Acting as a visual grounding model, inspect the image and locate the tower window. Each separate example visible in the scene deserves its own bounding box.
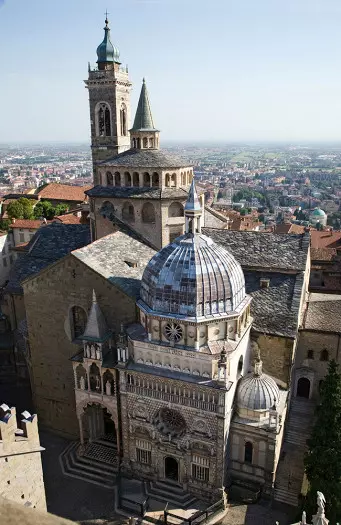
[122,202,135,222]
[244,441,253,464]
[143,137,148,148]
[152,173,159,187]
[120,105,127,136]
[307,350,314,360]
[97,103,111,137]
[143,172,150,187]
[71,306,87,340]
[133,172,140,187]
[124,172,131,186]
[115,172,121,186]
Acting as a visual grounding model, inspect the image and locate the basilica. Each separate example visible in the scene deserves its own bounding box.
[4,17,315,506]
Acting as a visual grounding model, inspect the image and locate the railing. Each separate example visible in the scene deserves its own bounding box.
[126,384,222,414]
[164,498,225,525]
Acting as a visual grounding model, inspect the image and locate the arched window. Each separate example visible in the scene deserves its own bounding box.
[76,364,88,390]
[133,172,140,187]
[171,173,176,188]
[238,355,243,374]
[307,350,314,360]
[132,138,137,149]
[168,202,184,218]
[165,173,171,187]
[71,306,87,340]
[96,103,111,137]
[120,104,127,136]
[115,172,121,186]
[181,173,185,186]
[244,442,253,464]
[149,138,154,148]
[320,349,329,362]
[106,171,113,186]
[152,173,159,187]
[142,202,155,223]
[136,138,141,149]
[143,172,150,187]
[122,202,135,222]
[89,363,101,392]
[143,137,148,148]
[124,172,131,186]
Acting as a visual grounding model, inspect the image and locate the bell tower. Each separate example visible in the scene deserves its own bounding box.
[85,16,132,185]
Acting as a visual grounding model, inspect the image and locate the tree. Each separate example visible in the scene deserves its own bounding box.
[33,201,55,220]
[7,198,34,220]
[0,219,10,231]
[304,360,341,522]
[54,203,68,216]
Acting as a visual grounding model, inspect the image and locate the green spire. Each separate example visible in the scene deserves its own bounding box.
[131,79,156,131]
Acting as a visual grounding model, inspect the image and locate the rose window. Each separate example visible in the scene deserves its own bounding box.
[153,407,186,438]
[164,323,183,342]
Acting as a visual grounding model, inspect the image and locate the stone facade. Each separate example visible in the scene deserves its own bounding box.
[23,253,139,437]
[0,404,46,511]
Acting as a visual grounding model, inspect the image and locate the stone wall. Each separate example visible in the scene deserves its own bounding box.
[0,405,46,511]
[23,254,137,437]
[252,333,294,387]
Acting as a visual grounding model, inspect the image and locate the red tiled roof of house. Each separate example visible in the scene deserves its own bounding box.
[311,247,338,262]
[37,183,92,202]
[310,230,341,249]
[10,219,46,229]
[53,214,82,224]
[274,223,306,234]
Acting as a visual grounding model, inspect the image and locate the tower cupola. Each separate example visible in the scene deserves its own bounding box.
[130,79,160,150]
[96,16,120,70]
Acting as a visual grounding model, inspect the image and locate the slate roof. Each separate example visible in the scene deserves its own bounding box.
[202,230,310,271]
[97,148,190,169]
[86,185,203,200]
[201,230,309,338]
[302,293,341,333]
[72,231,156,299]
[6,223,91,294]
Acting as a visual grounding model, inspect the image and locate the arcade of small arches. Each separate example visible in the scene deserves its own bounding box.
[104,170,159,188]
[102,169,194,189]
[131,136,159,149]
[74,362,116,397]
[100,200,184,226]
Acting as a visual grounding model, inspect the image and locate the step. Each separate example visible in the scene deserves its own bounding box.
[274,487,298,507]
[69,446,118,475]
[145,481,199,510]
[152,480,189,496]
[59,441,116,489]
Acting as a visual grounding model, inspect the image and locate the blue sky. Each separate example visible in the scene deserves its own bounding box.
[1,0,341,142]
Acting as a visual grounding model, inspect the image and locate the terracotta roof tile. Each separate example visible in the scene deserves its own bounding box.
[10,219,46,229]
[37,183,92,202]
[53,214,82,224]
[310,230,341,249]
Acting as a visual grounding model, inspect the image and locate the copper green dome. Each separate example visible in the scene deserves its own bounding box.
[96,18,120,64]
[311,208,326,217]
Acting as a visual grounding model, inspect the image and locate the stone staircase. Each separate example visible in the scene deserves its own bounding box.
[274,397,315,507]
[144,479,202,510]
[59,438,118,488]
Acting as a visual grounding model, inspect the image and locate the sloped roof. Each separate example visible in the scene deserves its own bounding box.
[131,79,157,131]
[310,230,341,250]
[202,229,309,271]
[72,231,155,299]
[37,183,92,202]
[6,223,90,294]
[10,219,46,229]
[302,293,341,333]
[96,148,189,169]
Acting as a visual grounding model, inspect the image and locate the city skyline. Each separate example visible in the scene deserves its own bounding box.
[1,0,341,142]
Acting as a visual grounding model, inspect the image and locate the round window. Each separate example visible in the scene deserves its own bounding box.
[164,323,183,342]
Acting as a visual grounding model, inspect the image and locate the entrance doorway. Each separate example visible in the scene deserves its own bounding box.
[297,377,310,398]
[165,456,179,482]
[104,410,116,435]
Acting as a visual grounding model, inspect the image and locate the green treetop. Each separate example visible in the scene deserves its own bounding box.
[6,198,34,220]
[304,360,341,522]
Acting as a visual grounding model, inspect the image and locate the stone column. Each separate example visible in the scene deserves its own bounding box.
[78,416,84,445]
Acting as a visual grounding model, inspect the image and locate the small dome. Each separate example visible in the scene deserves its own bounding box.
[97,19,120,64]
[237,363,279,411]
[311,208,326,217]
[140,233,246,319]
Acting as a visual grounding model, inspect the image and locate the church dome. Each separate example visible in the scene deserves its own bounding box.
[140,233,246,319]
[97,18,120,64]
[237,360,280,412]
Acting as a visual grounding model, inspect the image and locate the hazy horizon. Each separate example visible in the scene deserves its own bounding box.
[1,0,341,143]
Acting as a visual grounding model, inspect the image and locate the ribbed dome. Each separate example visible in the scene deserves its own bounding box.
[140,233,246,319]
[237,367,280,411]
[97,19,120,64]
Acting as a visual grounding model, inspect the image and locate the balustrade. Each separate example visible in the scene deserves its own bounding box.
[126,383,223,413]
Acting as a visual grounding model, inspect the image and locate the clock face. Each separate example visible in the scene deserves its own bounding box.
[164,322,183,343]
